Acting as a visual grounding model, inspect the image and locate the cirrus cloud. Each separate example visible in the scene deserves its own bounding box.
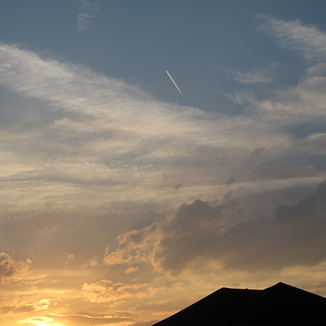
[258,15,326,63]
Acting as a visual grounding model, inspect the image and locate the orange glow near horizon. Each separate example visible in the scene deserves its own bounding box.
[2,2,326,326]
[17,315,62,326]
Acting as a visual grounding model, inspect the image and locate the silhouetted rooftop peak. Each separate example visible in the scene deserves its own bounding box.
[153,282,326,326]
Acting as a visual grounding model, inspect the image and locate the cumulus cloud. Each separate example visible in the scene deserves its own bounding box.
[0,252,30,282]
[104,180,326,275]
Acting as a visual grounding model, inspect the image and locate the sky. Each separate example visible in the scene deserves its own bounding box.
[0,0,326,325]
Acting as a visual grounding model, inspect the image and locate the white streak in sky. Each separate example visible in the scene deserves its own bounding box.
[166,70,184,97]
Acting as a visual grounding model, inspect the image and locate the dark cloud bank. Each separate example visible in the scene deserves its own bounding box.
[107,180,326,275]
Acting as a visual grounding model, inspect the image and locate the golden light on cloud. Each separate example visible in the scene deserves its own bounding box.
[19,316,67,326]
[1,2,326,326]
[19,316,56,326]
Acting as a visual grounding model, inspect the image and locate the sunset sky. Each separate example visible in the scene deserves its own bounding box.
[1,1,326,325]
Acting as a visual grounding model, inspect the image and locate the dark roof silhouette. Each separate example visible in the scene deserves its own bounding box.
[153,282,326,325]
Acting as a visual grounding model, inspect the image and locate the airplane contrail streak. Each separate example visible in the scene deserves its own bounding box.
[166,70,184,97]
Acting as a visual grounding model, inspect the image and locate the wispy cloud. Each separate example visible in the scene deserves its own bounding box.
[0,42,325,206]
[43,313,132,325]
[1,32,326,323]
[258,15,326,62]
[0,42,290,194]
[77,0,98,32]
[0,41,325,228]
[212,63,277,85]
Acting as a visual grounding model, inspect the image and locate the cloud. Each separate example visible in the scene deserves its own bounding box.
[44,313,132,325]
[0,40,325,277]
[0,41,304,218]
[0,252,30,282]
[2,298,51,315]
[0,41,324,198]
[82,279,149,303]
[212,63,277,85]
[103,180,326,275]
[0,42,148,116]
[77,0,98,32]
[125,266,139,274]
[259,15,326,63]
[130,321,158,326]
[298,132,326,155]
[235,63,326,129]
[1,14,326,325]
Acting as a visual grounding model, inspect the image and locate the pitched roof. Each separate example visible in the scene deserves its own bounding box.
[152,282,326,326]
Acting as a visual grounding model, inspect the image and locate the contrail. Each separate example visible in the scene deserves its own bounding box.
[166,70,184,97]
